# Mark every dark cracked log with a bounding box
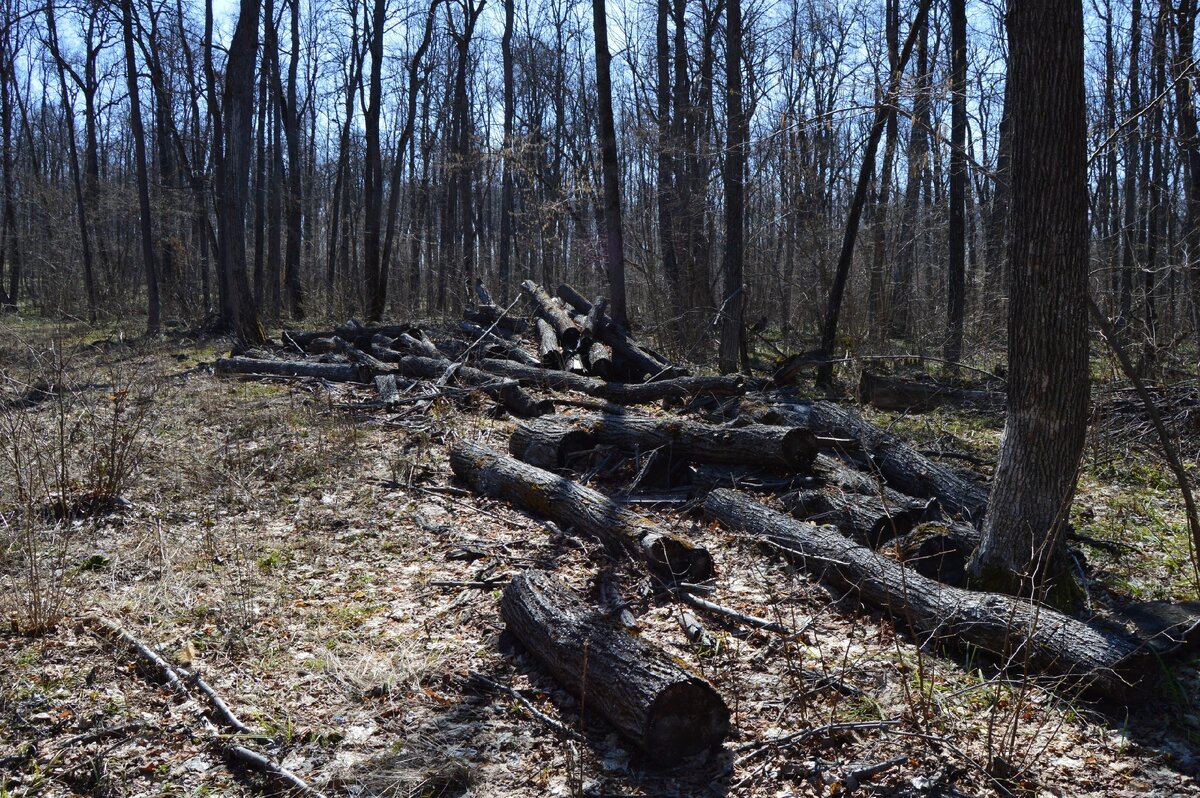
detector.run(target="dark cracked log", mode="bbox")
[510,416,597,470]
[557,282,594,315]
[749,400,988,522]
[215,357,369,383]
[704,489,1151,699]
[500,570,729,763]
[858,371,1000,412]
[473,358,749,404]
[548,411,818,470]
[390,355,553,418]
[522,279,581,350]
[450,442,713,581]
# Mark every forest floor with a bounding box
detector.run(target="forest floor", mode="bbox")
[2,316,1200,798]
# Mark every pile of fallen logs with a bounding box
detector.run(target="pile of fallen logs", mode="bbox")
[211,281,1169,767]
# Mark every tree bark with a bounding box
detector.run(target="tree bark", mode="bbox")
[705,490,1150,700]
[945,0,967,367]
[717,0,745,373]
[592,0,628,327]
[500,570,729,763]
[450,442,714,581]
[965,0,1090,609]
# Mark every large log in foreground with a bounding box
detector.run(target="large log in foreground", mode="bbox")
[550,412,819,470]
[751,400,988,522]
[215,357,370,383]
[704,489,1150,699]
[501,571,729,764]
[450,442,713,581]
[509,416,597,470]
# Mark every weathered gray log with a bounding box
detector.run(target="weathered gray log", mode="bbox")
[565,353,587,375]
[215,357,369,383]
[284,323,416,352]
[858,371,1000,412]
[509,416,597,470]
[557,282,594,315]
[500,570,729,763]
[749,400,988,522]
[393,331,443,359]
[473,279,494,305]
[460,321,540,366]
[522,279,581,350]
[550,412,818,470]
[391,355,553,417]
[450,442,713,581]
[535,318,564,370]
[331,336,391,373]
[474,358,748,404]
[704,489,1151,699]
[586,341,614,380]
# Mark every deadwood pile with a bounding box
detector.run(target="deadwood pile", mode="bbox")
[213,280,1174,767]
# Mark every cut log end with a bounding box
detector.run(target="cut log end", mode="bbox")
[781,428,820,469]
[642,532,715,583]
[645,679,730,763]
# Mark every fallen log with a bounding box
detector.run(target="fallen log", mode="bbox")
[750,400,988,522]
[548,411,819,470]
[586,341,614,380]
[780,488,929,547]
[391,355,553,418]
[522,279,581,350]
[463,306,528,334]
[500,570,729,764]
[374,374,401,406]
[450,442,713,581]
[535,318,565,370]
[704,489,1151,699]
[215,357,370,383]
[858,371,999,412]
[285,322,416,352]
[460,321,540,367]
[557,282,593,315]
[586,298,684,380]
[474,358,748,404]
[689,464,819,495]
[509,416,597,470]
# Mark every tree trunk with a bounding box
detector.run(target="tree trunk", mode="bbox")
[817,0,932,384]
[363,0,386,321]
[449,442,714,581]
[592,0,628,327]
[500,570,729,763]
[945,0,967,367]
[966,0,1090,610]
[121,0,160,335]
[718,0,745,373]
[215,0,264,344]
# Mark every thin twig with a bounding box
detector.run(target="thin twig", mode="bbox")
[466,671,585,742]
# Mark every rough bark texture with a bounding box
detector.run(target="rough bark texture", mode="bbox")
[704,490,1151,700]
[536,318,565,370]
[966,0,1090,607]
[523,279,581,350]
[500,570,729,763]
[509,416,597,470]
[215,357,369,383]
[748,400,988,521]
[450,442,713,581]
[544,412,818,470]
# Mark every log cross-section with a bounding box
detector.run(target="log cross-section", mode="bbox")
[500,570,729,764]
[450,442,713,581]
[704,489,1151,699]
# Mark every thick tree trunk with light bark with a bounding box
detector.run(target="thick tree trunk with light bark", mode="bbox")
[965,0,1090,609]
